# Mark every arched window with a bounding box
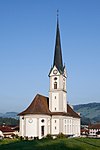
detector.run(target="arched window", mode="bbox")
[54,82,57,89]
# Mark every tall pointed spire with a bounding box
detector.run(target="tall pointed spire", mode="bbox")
[53,11,64,73]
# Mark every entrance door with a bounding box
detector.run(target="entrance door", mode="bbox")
[41,125,44,136]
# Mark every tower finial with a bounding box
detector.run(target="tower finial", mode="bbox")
[57,9,59,18]
[57,9,59,23]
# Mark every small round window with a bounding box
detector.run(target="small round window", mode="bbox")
[41,119,44,123]
[54,77,57,80]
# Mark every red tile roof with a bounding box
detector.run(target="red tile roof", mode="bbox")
[81,129,89,134]
[18,94,51,115]
[67,104,80,118]
[89,123,100,129]
[18,94,80,118]
[0,126,14,132]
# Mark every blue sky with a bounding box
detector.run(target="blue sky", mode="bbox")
[0,0,100,113]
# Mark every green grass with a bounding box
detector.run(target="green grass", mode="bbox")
[0,138,100,150]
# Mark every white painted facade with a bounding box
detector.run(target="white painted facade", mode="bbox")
[19,115,51,139]
[49,66,67,112]
[19,115,80,139]
[19,115,80,138]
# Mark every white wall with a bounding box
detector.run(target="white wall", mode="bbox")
[19,115,51,139]
[89,129,100,136]
[72,118,80,136]
[51,93,59,111]
[20,115,80,138]
[51,118,59,135]
[49,66,67,112]
[25,118,37,137]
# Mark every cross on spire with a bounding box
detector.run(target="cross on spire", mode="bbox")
[57,9,59,18]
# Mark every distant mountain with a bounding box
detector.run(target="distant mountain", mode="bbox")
[0,112,19,119]
[0,113,3,117]
[0,102,100,125]
[73,102,100,124]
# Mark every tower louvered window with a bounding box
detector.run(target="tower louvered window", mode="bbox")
[54,82,57,89]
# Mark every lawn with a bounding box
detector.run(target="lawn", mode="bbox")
[0,138,100,150]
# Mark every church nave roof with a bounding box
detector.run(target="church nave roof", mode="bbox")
[18,94,80,118]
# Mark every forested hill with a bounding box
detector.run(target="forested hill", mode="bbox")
[73,102,100,124]
[0,112,19,125]
[0,117,19,125]
[0,112,18,119]
[0,102,100,125]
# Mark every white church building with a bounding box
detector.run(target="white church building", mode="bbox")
[18,18,81,139]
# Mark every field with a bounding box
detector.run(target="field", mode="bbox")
[0,138,100,150]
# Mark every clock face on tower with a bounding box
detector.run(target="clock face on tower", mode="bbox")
[53,69,58,74]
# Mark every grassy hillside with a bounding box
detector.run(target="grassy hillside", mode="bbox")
[0,138,100,150]
[74,102,100,123]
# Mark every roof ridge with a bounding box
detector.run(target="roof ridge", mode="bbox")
[36,93,48,99]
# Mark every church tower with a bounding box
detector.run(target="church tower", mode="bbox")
[49,17,67,112]
[19,14,81,139]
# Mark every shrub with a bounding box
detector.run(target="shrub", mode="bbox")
[34,136,39,140]
[25,136,28,140]
[19,136,24,141]
[15,134,19,138]
[11,133,15,139]
[57,133,66,139]
[46,134,53,139]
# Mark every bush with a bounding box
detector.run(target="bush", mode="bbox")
[34,136,39,140]
[57,133,66,139]
[15,134,19,138]
[24,136,28,140]
[19,136,24,141]
[11,133,15,139]
[45,134,53,139]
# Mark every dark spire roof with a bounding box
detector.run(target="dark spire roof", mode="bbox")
[53,16,64,73]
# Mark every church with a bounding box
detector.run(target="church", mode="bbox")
[18,17,81,139]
